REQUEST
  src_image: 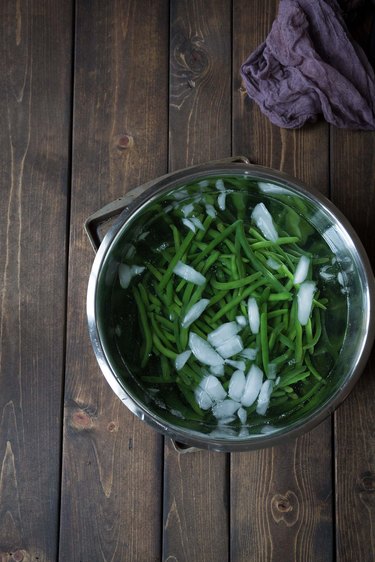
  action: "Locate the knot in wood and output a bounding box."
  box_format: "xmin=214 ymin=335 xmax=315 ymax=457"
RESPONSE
xmin=107 ymin=421 xmax=118 ymax=432
xmin=71 ymin=409 xmax=94 ymax=431
xmin=271 ymin=491 xmax=299 ymax=527
xmin=359 ymin=472 xmax=375 ymax=492
xmin=11 ymin=550 xmax=26 ymax=562
xmin=172 ymin=31 xmax=208 ymax=77
xmin=358 ymin=471 xmax=375 ymax=509
xmin=185 ymin=45 xmax=207 ymax=73
xmin=117 ymin=134 xmax=134 ymax=150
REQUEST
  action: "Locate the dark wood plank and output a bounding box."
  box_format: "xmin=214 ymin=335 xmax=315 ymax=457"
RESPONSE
xmin=231 ymin=2 xmax=334 ymax=561
xmin=0 ymin=1 xmax=72 ymax=560
xmin=231 ymin=429 xmax=333 ymax=561
xmin=163 ymin=1 xmax=231 ymax=561
xmin=168 ymin=0 xmax=232 ymax=171
xmin=59 ymin=1 xmax=169 ymax=560
xmin=331 ymin=130 xmax=375 ymax=561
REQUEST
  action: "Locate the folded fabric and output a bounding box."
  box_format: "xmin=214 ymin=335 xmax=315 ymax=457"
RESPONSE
xmin=240 ymin=0 xmax=375 ymax=129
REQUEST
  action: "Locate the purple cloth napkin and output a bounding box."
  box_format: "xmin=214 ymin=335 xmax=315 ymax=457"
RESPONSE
xmin=240 ymin=0 xmax=375 ymax=129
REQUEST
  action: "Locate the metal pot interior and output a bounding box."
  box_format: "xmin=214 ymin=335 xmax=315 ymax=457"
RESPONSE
xmin=88 ymin=166 xmax=374 ymax=451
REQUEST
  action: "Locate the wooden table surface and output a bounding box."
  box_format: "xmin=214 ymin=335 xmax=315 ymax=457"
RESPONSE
xmin=1 ymin=1 xmax=375 ymax=561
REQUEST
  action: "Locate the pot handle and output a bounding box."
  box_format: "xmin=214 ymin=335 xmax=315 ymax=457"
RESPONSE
xmin=169 ymin=439 xmax=201 ymax=454
xmin=84 ymin=155 xmax=251 ymax=252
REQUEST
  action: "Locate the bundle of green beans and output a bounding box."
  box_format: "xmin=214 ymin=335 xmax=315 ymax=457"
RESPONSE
xmin=123 ymin=185 xmax=336 ymax=424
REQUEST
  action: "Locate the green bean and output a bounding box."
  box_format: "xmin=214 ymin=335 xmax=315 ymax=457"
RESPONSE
xmin=158 ymin=229 xmax=196 ymax=291
xmin=261 ymin=243 xmax=295 ymax=273
xmin=280 ymin=370 xmax=311 ymax=388
xmin=138 ymin=283 xmax=150 ymax=306
xmin=313 ymin=299 xmax=327 ymax=310
xmin=177 ymin=384 xmax=204 ymax=415
xmin=208 ymin=289 xmax=231 ymax=308
xmin=254 ymin=333 xmax=261 ymax=368
xmin=155 ymin=314 xmax=175 ymax=331
xmin=283 ymin=386 xmax=295 ymax=393
xmin=271 ymin=390 xmax=288 ymax=398
xmin=279 ymin=264 xmax=295 ymax=281
xmin=152 ymin=333 xmax=177 ymax=360
xmin=150 ymin=314 xmax=175 ymax=347
xmin=211 ymin=271 xmax=262 ymax=290
xmin=195 ymin=319 xmax=213 ymax=335
xmin=210 ymin=278 xmax=270 ymax=323
xmin=192 ymin=241 xmax=208 ymax=251
xmin=191 ymin=220 xmax=242 ymax=268
xmin=250 ymin=236 xmax=300 ymax=250
xmin=248 ymin=227 xmax=264 ymax=241
xmin=146 ymin=262 xmax=163 ymax=281
xmin=173 ymin=290 xmax=183 ymax=308
xmin=170 ymin=224 xmax=181 ymax=251
xmin=235 ymin=226 xmax=246 ymax=279
xmin=223 ymin=238 xmax=237 ymax=255
xmin=304 ymin=353 xmax=322 ymax=381
xmin=284 ymin=279 xmax=295 ymax=292
xmin=203 ymin=251 xmax=221 ymax=274
xmin=268 ymin=323 xmax=285 ymax=352
xmin=294 ymin=320 xmax=303 ymax=364
xmin=191 ymin=280 xmax=210 ymax=306
xmin=166 ymin=280 xmax=174 ymax=306
xmin=231 ymin=190 xmax=246 ymax=219
xmin=195 ymin=215 xmax=214 ymax=242
xmin=270 ymin=380 xmax=323 ymax=414
xmin=237 ymin=223 xmax=286 ymax=292
xmin=286 ymin=246 xmax=312 ymax=259
xmin=219 ymin=259 xmax=233 ymax=277
xmin=177 ymin=371 xmax=191 ymax=387
xmin=183 ymin=361 xmax=204 ymax=383
xmin=288 ymin=298 xmax=297 ymax=333
xmin=179 ymin=327 xmax=189 ymax=350
xmin=278 ymin=333 xmax=295 ymax=349
xmin=228 ymin=290 xmax=240 ymax=322
xmin=260 ymin=309 xmax=269 ymax=375
xmin=269 ymin=395 xmax=289 ymax=405
xmin=240 ymin=301 xmax=248 ymax=317
xmin=268 ymin=292 xmax=292 ymax=302
xmin=230 ymin=255 xmax=239 ymax=280
xmin=303 ymin=309 xmax=321 ymax=350
xmin=305 ymin=318 xmax=314 ymax=350
xmin=268 ymin=308 xmax=288 ymax=319
xmin=133 ymin=287 xmax=152 ymax=367
xmin=173 ymin=320 xmax=182 ymax=353
xmin=161 ymin=355 xmax=171 ymax=380
xmin=259 ymin=286 xmax=270 ymax=304
xmin=147 ymin=292 xmax=162 ymax=313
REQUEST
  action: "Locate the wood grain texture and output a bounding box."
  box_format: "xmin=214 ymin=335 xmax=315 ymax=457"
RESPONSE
xmin=331 ymin=129 xmax=375 ymax=561
xmin=231 ymin=428 xmax=333 ymax=562
xmin=59 ymin=1 xmax=168 ymax=560
xmin=231 ymin=2 xmax=333 ymax=561
xmin=0 ymin=1 xmax=72 ymax=560
xmin=163 ymin=2 xmax=231 ymax=561
xmin=163 ymin=442 xmax=229 ymax=562
xmin=169 ymin=0 xmax=232 ymax=170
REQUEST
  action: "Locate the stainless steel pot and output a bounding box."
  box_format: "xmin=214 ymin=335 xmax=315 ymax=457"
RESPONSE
xmin=86 ymin=157 xmax=375 ymax=452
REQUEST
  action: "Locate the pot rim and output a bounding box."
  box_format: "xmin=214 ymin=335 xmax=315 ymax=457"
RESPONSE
xmin=86 ymin=161 xmax=375 ymax=452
